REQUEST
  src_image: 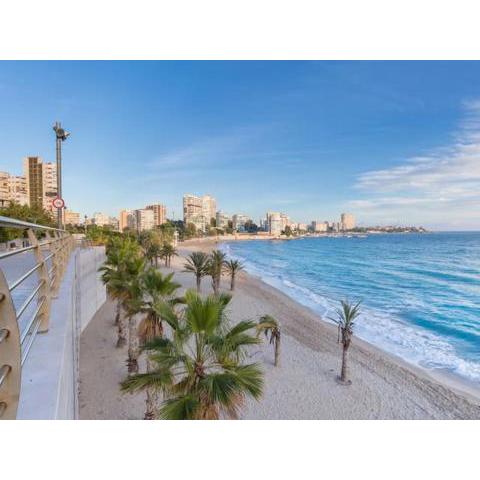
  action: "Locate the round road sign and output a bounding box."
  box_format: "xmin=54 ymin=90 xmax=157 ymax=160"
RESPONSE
xmin=52 ymin=197 xmax=65 ymax=209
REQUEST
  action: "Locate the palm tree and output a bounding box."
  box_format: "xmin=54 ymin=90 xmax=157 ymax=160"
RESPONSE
xmin=145 ymin=242 xmax=163 ymax=267
xmin=161 ymin=243 xmax=177 ymax=267
xmin=183 ymin=251 xmax=209 ymax=292
xmin=207 ymin=249 xmax=226 ymax=295
xmin=114 ymin=255 xmax=146 ymax=374
xmin=121 ymin=290 xmax=264 ymax=419
xmin=224 ymin=259 xmax=244 ymax=291
xmin=331 ymin=300 xmax=362 ymax=384
xmin=137 ymin=230 xmax=154 ymax=253
xmin=136 ymin=268 xmax=182 ymax=419
xmin=99 ymin=237 xmax=141 ymax=346
xmin=256 ymin=315 xmax=281 ymax=367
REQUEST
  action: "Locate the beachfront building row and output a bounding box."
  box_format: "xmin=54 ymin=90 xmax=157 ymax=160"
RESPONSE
xmin=309 ymin=214 xmax=356 ymax=233
xmin=1 ymin=157 xmax=57 ymax=213
xmin=1 ymin=157 xmax=86 ymax=226
xmin=119 ymin=203 xmax=167 ymax=232
xmin=263 ymin=212 xmax=292 ymax=235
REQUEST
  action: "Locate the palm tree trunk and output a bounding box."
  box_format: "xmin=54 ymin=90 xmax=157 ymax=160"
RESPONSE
xmin=230 ymin=273 xmax=235 ymax=291
xmin=196 ymin=275 xmax=201 ymax=293
xmin=274 ymin=337 xmax=280 ymax=367
xmin=116 ymin=307 xmax=127 ymax=348
xmin=127 ymin=314 xmax=139 ymax=374
xmin=340 ymin=344 xmax=349 ymax=382
xmin=114 ymin=299 xmax=121 ymax=326
xmin=144 ymin=357 xmax=158 ymax=420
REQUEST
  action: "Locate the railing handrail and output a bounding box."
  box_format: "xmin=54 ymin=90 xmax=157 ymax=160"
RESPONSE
xmin=0 ymin=215 xmax=75 ymax=419
xmin=0 ymin=215 xmax=66 ymax=232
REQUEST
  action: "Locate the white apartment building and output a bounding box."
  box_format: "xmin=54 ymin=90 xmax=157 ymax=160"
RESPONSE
xmin=145 ymin=203 xmax=167 ymax=226
xmin=266 ymin=211 xmax=282 ymax=236
xmin=183 ymin=193 xmax=217 ymax=232
xmin=280 ymin=213 xmax=291 ymax=231
xmin=296 ymin=223 xmax=308 ymax=231
xmin=8 ymin=175 xmax=28 ymax=205
xmin=134 ymin=208 xmax=155 ymax=232
xmin=63 ymin=210 xmax=81 ymax=225
xmin=0 ymin=171 xmax=10 ymax=207
xmin=93 ymin=212 xmax=110 ymax=226
xmin=311 ymin=220 xmax=328 ymax=232
xmin=202 ymin=195 xmax=216 ymax=225
xmin=216 ymin=211 xmax=231 ymax=228
xmin=232 ymin=214 xmax=251 ymax=231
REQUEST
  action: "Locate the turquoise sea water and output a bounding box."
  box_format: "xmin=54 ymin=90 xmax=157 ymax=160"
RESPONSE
xmin=221 ymin=233 xmax=480 ymax=383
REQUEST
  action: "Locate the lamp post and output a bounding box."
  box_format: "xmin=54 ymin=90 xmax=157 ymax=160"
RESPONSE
xmin=53 ymin=121 xmax=70 ymax=229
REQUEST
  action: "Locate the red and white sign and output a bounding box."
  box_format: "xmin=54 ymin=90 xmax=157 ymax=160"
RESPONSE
xmin=52 ymin=197 xmax=65 ymax=209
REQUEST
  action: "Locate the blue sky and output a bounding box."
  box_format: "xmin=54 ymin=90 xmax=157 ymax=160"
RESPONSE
xmin=1 ymin=61 xmax=480 ymax=229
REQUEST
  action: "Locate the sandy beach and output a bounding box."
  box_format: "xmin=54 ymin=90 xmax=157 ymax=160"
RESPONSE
xmin=79 ymin=238 xmax=480 ymax=420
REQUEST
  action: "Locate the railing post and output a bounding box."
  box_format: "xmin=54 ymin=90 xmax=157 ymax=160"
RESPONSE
xmin=46 ymin=231 xmax=60 ymax=296
xmin=55 ymin=231 xmax=65 ymax=279
xmin=27 ymin=229 xmax=51 ymax=333
xmin=60 ymin=232 xmax=68 ymax=275
xmin=0 ymin=268 xmax=21 ymax=420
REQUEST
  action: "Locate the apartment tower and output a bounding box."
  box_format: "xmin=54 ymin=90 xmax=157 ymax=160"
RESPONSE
xmin=145 ymin=204 xmax=167 ymax=227
xmin=23 ymin=156 xmax=57 ymax=211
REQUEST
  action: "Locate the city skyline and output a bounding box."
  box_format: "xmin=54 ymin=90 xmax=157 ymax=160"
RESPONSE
xmin=2 ymin=62 xmax=480 ymax=229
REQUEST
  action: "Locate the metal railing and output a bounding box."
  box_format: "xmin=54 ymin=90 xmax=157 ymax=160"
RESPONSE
xmin=0 ymin=215 xmax=75 ymax=419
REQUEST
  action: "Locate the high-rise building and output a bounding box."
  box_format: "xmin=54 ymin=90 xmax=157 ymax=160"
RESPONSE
xmin=202 ymin=195 xmax=216 ymax=226
xmin=8 ymin=175 xmax=28 ymax=206
xmin=127 ymin=212 xmax=137 ymax=231
xmin=311 ymin=220 xmax=328 ymax=232
xmin=93 ymin=212 xmax=110 ymax=226
xmin=134 ymin=209 xmax=155 ymax=232
xmin=232 ymin=214 xmax=251 ymax=232
xmin=63 ymin=210 xmax=81 ymax=225
xmin=296 ymin=223 xmax=308 ymax=232
xmin=280 ymin=213 xmax=291 ymax=231
xmin=0 ymin=171 xmax=9 ymax=207
xmin=119 ymin=209 xmax=132 ymax=232
xmin=23 ymin=156 xmax=57 ymax=211
xmin=109 ymin=216 xmax=119 ymax=231
xmin=216 ymin=211 xmax=231 ymax=229
xmin=340 ymin=213 xmax=355 ymax=230
xmin=183 ymin=193 xmax=216 ymax=232
xmin=145 ymin=203 xmax=167 ymax=227
xmin=183 ymin=194 xmax=203 ymax=230
xmin=266 ymin=212 xmax=282 ymax=236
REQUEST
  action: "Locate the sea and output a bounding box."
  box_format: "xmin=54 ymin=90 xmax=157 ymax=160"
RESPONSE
xmin=221 ymin=232 xmax=480 ymax=384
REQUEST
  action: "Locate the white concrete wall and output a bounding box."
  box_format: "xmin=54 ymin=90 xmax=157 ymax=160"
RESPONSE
xmin=75 ymin=248 xmax=107 ymax=333
xmin=17 ymin=246 xmax=106 ymax=420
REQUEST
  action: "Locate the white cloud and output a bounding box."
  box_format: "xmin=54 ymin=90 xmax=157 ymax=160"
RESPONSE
xmin=351 ymin=100 xmax=480 ymax=229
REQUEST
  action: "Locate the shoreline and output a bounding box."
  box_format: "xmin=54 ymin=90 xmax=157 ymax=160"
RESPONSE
xmin=179 ymin=238 xmax=480 ymax=407
xmin=78 ymin=238 xmax=480 ymax=419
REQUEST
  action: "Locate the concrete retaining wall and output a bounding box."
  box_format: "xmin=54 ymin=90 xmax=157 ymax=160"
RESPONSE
xmin=17 ymin=246 xmax=106 ymax=420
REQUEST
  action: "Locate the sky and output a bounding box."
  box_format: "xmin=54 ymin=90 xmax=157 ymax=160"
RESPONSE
xmin=1 ymin=61 xmax=480 ymax=230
